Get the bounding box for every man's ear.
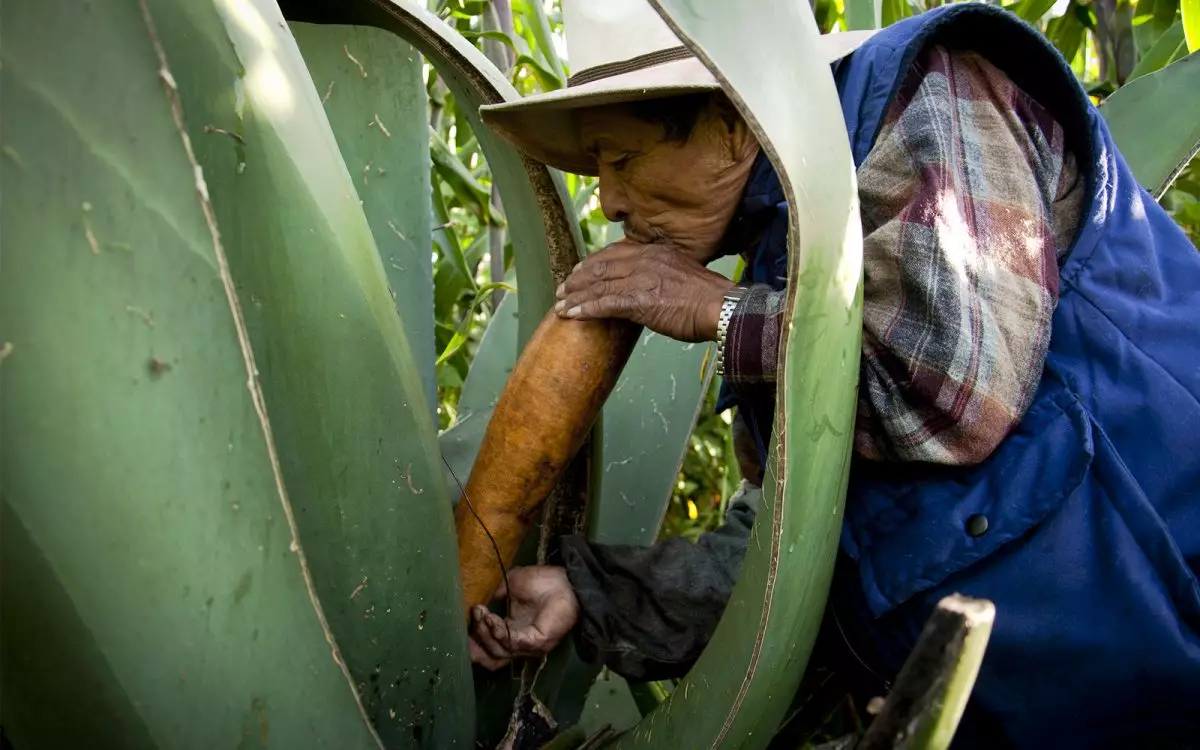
[713,94,758,162]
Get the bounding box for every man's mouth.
[623,223,666,244]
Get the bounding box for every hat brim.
[480,31,877,176]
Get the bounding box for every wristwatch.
[714,287,745,378]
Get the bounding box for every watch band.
[714,287,745,378]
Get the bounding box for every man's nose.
[596,172,631,223]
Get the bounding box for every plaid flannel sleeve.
[722,45,1085,465]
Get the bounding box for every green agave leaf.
[844,0,882,31]
[0,0,468,745]
[176,3,472,744]
[279,0,583,348]
[613,0,864,747]
[290,22,437,419]
[578,672,646,740]
[1101,51,1200,198]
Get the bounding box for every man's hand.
[468,565,580,671]
[555,242,736,342]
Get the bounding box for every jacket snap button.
[966,514,989,537]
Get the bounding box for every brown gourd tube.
[454,309,642,613]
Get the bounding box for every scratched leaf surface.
[613,0,864,747]
[0,0,473,747]
[279,0,583,348]
[0,0,382,746]
[290,22,437,417]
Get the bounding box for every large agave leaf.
[279,0,584,347]
[0,0,456,745]
[290,22,437,418]
[612,0,864,747]
[169,2,473,743]
[1101,51,1200,198]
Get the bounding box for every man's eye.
[609,153,635,171]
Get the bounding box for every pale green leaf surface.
[290,22,437,419]
[0,0,393,745]
[614,0,864,747]
[1102,51,1200,198]
[182,3,473,743]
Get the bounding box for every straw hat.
[479,0,876,175]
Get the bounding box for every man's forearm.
[559,483,760,681]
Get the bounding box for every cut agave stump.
[456,311,642,611]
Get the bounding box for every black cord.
[442,454,514,648]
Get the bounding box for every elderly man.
[467,1,1200,746]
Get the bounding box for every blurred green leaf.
[1185,0,1200,51]
[431,127,493,220]
[844,0,881,30]
[1128,19,1187,79]
[882,0,914,28]
[514,0,568,80]
[1047,7,1088,62]
[515,52,565,90]
[1012,0,1060,23]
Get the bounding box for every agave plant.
[2,0,1197,748]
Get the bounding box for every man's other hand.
[554,241,735,342]
[468,565,580,670]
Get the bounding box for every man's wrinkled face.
[576,98,759,263]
